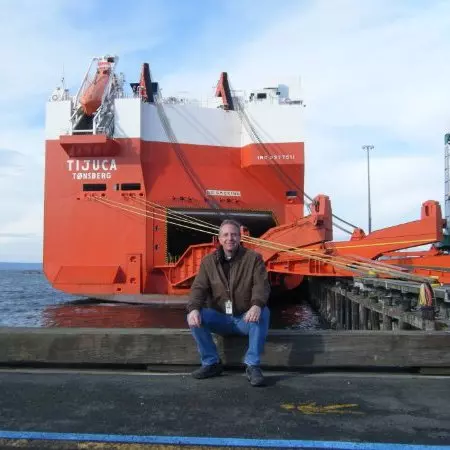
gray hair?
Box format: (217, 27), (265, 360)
(218, 219), (241, 235)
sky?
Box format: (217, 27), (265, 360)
(1, 0), (450, 262)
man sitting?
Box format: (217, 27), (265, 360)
(187, 219), (270, 387)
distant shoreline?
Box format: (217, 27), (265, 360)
(0, 263), (43, 271)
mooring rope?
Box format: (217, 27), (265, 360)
(132, 197), (426, 281)
(92, 195), (433, 283)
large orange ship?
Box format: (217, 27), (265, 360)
(44, 55), (450, 303)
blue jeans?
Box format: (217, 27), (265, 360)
(189, 307), (270, 367)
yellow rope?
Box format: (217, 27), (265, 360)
(333, 239), (433, 250)
(132, 197), (430, 282)
(101, 196), (429, 281)
(94, 197), (368, 275)
(92, 196), (431, 283)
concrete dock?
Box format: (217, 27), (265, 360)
(1, 328), (450, 368)
(0, 369), (449, 448)
(0, 328), (449, 448)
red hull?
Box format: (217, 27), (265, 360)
(44, 138), (304, 297)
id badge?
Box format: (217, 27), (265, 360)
(225, 300), (233, 315)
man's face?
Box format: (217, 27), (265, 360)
(218, 224), (241, 254)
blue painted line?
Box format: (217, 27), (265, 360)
(0, 431), (448, 449)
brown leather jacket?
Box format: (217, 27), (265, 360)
(187, 246), (270, 315)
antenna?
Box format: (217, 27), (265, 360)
(61, 63), (66, 91)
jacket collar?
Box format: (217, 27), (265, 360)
(215, 245), (245, 263)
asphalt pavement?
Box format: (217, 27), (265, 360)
(0, 368), (448, 449)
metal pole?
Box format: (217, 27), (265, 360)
(445, 134), (450, 235)
(362, 145), (374, 233)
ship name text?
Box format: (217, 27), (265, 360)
(66, 159), (117, 180)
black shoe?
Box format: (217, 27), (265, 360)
(246, 365), (265, 387)
(191, 362), (223, 379)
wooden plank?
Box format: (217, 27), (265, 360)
(369, 311), (380, 330)
(352, 302), (360, 330)
(330, 287), (438, 331)
(0, 328), (450, 368)
(359, 305), (368, 330)
(326, 290), (332, 323)
(308, 280), (446, 331)
(337, 292), (344, 329)
(330, 290), (336, 323)
(382, 315), (393, 331)
(357, 277), (450, 301)
(345, 297), (352, 330)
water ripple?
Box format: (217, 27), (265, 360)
(0, 270), (325, 329)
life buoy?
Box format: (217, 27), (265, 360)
(51, 94), (59, 101)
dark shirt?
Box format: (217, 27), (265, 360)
(218, 246), (235, 283)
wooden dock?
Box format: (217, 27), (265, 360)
(309, 278), (450, 331)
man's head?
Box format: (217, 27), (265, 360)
(218, 219), (241, 256)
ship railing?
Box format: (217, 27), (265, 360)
(115, 92), (139, 99)
(70, 128), (94, 134)
(68, 107), (87, 135)
(110, 92), (236, 108)
(93, 104), (114, 135)
(240, 96), (304, 106)
(49, 90), (71, 102)
(160, 96), (236, 108)
(160, 96), (200, 105)
(92, 75), (117, 136)
(93, 111), (114, 136)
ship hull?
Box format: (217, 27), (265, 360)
(44, 98), (305, 300)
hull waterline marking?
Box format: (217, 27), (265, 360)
(67, 159), (117, 180)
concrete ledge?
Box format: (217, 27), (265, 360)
(1, 328), (450, 368)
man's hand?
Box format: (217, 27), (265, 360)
(187, 309), (202, 327)
(244, 305), (261, 323)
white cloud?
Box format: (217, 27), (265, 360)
(0, 1), (167, 104)
(309, 154), (442, 229)
(0, 0), (169, 262)
(1, 0), (450, 261)
(163, 0), (450, 233)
